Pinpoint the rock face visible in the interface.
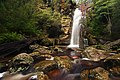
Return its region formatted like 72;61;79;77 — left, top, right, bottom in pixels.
60;15;72;45
61;16;71;30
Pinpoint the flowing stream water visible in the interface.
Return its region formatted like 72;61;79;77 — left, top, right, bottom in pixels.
67;8;83;48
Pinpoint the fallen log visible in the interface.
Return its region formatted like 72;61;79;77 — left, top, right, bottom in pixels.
0;39;34;58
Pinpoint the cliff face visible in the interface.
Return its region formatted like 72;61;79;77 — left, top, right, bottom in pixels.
61;16;71;35
59;15;72;45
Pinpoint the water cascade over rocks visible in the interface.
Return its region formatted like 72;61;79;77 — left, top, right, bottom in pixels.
67;8;83;48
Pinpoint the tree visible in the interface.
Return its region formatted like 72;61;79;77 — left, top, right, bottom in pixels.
0;0;62;44
86;0;115;39
111;0;120;39
0;0;38;35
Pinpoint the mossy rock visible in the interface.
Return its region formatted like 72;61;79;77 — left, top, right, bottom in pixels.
34;60;58;74
9;53;34;73
54;56;72;71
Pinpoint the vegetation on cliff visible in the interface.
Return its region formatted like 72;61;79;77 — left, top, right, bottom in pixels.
86;0;120;40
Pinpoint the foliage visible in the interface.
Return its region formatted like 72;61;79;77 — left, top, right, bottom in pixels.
111;0;120;39
86;0;116;39
35;8;62;38
0;32;24;44
0;0;62;44
0;0;36;34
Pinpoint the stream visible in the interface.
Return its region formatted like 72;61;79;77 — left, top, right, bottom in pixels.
0;43;120;80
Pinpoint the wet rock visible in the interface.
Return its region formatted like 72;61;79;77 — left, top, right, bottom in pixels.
29;51;52;64
9;53;34;73
37;72;49;80
2;44;120;80
103;54;120;76
54;56;72;71
53;47;63;52
34;60;58;74
29;44;40;50
12;53;34;65
83;47;109;61
109;73;120;80
33;47;51;54
104;54;120;60
80;67;109;80
70;59;104;74
103;39;120;51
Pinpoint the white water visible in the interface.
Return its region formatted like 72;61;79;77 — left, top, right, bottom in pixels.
67;8;83;48
75;0;80;5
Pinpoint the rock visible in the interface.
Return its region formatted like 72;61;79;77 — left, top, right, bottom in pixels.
53;47;63;52
33;47;51;54
29;52;52;64
36;72;49;80
9;53;34;73
61;16;71;28
103;54;120;75
80;67;109;80
54;56;72;71
30;51;52;59
109;73;120;80
82;47;109;61
34;60;58;74
103;39;120;51
60;15;72;45
29;44;40;50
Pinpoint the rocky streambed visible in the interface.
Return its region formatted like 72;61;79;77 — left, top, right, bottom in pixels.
0;43;120;80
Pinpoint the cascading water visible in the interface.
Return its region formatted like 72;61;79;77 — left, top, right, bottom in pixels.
67;8;83;48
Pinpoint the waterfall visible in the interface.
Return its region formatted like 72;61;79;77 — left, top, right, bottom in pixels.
67;8;83;48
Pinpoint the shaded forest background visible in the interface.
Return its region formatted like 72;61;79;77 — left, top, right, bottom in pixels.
0;0;120;45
